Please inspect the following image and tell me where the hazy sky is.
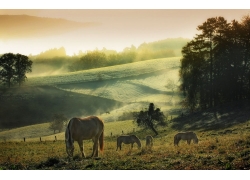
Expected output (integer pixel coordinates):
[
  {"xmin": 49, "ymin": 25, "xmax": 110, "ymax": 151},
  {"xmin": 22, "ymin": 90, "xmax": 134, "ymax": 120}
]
[{"xmin": 1, "ymin": 8, "xmax": 250, "ymax": 56}]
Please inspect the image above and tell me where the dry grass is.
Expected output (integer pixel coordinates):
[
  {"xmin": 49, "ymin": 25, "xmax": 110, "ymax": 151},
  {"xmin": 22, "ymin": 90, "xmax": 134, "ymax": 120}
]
[{"xmin": 0, "ymin": 120, "xmax": 249, "ymax": 170}]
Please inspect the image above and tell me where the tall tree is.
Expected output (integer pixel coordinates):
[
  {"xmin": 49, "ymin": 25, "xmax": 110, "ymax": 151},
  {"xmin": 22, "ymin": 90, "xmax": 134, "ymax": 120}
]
[
  {"xmin": 0, "ymin": 53, "xmax": 32, "ymax": 87},
  {"xmin": 14, "ymin": 53, "xmax": 32, "ymax": 87},
  {"xmin": 0, "ymin": 53, "xmax": 16, "ymax": 88},
  {"xmin": 180, "ymin": 15, "xmax": 250, "ymax": 112}
]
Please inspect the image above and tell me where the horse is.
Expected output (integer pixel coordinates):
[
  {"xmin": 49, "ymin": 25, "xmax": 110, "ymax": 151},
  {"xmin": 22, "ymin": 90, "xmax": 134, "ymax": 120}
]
[
  {"xmin": 145, "ymin": 135, "xmax": 154, "ymax": 148},
  {"xmin": 65, "ymin": 116, "xmax": 104, "ymax": 158},
  {"xmin": 174, "ymin": 131, "xmax": 198, "ymax": 146},
  {"xmin": 116, "ymin": 135, "xmax": 141, "ymax": 151}
]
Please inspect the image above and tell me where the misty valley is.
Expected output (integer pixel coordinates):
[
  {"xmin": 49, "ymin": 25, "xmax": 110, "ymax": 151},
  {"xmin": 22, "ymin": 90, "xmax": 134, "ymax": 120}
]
[{"xmin": 1, "ymin": 12, "xmax": 250, "ymax": 170}]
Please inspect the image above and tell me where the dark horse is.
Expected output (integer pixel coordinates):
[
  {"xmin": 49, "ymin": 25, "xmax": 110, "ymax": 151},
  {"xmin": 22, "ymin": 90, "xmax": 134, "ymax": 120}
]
[
  {"xmin": 65, "ymin": 116, "xmax": 104, "ymax": 158},
  {"xmin": 174, "ymin": 132, "xmax": 198, "ymax": 146},
  {"xmin": 116, "ymin": 135, "xmax": 141, "ymax": 151}
]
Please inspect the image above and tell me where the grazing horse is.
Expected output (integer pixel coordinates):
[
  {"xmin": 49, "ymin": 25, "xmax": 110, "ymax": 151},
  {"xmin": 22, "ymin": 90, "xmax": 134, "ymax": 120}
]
[
  {"xmin": 65, "ymin": 116, "xmax": 104, "ymax": 158},
  {"xmin": 145, "ymin": 135, "xmax": 154, "ymax": 148},
  {"xmin": 116, "ymin": 135, "xmax": 141, "ymax": 151},
  {"xmin": 174, "ymin": 131, "xmax": 198, "ymax": 146}
]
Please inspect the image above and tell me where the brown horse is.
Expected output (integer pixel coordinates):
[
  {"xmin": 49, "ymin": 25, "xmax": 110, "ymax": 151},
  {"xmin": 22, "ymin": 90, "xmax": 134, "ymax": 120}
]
[
  {"xmin": 116, "ymin": 135, "xmax": 141, "ymax": 151},
  {"xmin": 174, "ymin": 132, "xmax": 198, "ymax": 146},
  {"xmin": 65, "ymin": 116, "xmax": 104, "ymax": 158},
  {"xmin": 145, "ymin": 135, "xmax": 154, "ymax": 148}
]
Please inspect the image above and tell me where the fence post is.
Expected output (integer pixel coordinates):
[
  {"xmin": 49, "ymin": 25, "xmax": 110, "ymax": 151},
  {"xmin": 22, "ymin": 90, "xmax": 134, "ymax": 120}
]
[
  {"xmin": 23, "ymin": 137, "xmax": 25, "ymax": 142},
  {"xmin": 55, "ymin": 136, "xmax": 57, "ymax": 141},
  {"xmin": 40, "ymin": 137, "xmax": 42, "ymax": 142}
]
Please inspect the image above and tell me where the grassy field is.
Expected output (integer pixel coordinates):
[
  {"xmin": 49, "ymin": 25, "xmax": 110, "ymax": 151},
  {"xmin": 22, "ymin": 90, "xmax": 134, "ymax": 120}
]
[
  {"xmin": 0, "ymin": 120, "xmax": 139, "ymax": 142},
  {"xmin": 0, "ymin": 112, "xmax": 249, "ymax": 170},
  {"xmin": 1, "ymin": 56, "xmax": 250, "ymax": 170}
]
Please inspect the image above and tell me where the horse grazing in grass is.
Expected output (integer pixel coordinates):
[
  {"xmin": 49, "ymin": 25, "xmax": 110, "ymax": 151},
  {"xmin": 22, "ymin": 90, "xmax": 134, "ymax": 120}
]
[
  {"xmin": 145, "ymin": 135, "xmax": 154, "ymax": 148},
  {"xmin": 174, "ymin": 132, "xmax": 198, "ymax": 146},
  {"xmin": 116, "ymin": 135, "xmax": 141, "ymax": 151},
  {"xmin": 65, "ymin": 116, "xmax": 104, "ymax": 158}
]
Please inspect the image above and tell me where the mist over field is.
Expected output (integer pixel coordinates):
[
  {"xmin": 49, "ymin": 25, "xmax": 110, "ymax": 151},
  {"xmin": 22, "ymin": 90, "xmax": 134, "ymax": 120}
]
[
  {"xmin": 0, "ymin": 9, "xmax": 249, "ymax": 141},
  {"xmin": 1, "ymin": 9, "xmax": 250, "ymax": 171}
]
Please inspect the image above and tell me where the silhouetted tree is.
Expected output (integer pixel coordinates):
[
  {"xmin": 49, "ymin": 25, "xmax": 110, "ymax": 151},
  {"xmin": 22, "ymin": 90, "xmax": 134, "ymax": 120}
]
[
  {"xmin": 0, "ymin": 53, "xmax": 16, "ymax": 87},
  {"xmin": 180, "ymin": 15, "xmax": 250, "ymax": 112},
  {"xmin": 14, "ymin": 53, "xmax": 32, "ymax": 87},
  {"xmin": 0, "ymin": 53, "xmax": 32, "ymax": 87},
  {"xmin": 133, "ymin": 103, "xmax": 166, "ymax": 136}
]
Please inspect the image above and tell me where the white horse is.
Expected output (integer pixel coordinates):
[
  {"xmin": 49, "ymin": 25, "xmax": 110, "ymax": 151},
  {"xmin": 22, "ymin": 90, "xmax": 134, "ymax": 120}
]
[
  {"xmin": 174, "ymin": 132, "xmax": 198, "ymax": 146},
  {"xmin": 65, "ymin": 116, "xmax": 104, "ymax": 158}
]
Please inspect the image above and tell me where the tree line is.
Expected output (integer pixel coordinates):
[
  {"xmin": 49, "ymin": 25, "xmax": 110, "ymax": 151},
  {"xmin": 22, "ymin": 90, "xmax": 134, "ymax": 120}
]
[
  {"xmin": 180, "ymin": 15, "xmax": 250, "ymax": 112},
  {"xmin": 27, "ymin": 38, "xmax": 188, "ymax": 73},
  {"xmin": 0, "ymin": 53, "xmax": 32, "ymax": 88}
]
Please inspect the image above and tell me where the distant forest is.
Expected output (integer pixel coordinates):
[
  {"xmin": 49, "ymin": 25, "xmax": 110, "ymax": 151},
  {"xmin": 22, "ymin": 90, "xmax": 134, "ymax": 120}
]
[{"xmin": 28, "ymin": 38, "xmax": 189, "ymax": 74}]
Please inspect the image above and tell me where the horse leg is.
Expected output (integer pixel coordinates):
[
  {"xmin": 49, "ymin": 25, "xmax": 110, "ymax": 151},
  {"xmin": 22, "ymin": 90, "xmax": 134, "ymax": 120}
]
[
  {"xmin": 78, "ymin": 140, "xmax": 85, "ymax": 158},
  {"xmin": 131, "ymin": 143, "xmax": 134, "ymax": 149},
  {"xmin": 176, "ymin": 139, "xmax": 180, "ymax": 146},
  {"xmin": 187, "ymin": 139, "xmax": 191, "ymax": 145},
  {"xmin": 92, "ymin": 137, "xmax": 99, "ymax": 157},
  {"xmin": 116, "ymin": 141, "xmax": 119, "ymax": 151}
]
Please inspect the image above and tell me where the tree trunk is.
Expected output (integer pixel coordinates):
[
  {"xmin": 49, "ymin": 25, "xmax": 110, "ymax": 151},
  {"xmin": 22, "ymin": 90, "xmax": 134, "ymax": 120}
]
[{"xmin": 149, "ymin": 125, "xmax": 158, "ymax": 136}]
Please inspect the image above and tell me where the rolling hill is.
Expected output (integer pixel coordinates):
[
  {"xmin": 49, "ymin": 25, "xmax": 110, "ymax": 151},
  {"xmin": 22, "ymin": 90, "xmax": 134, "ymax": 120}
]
[{"xmin": 0, "ymin": 57, "xmax": 182, "ymax": 137}]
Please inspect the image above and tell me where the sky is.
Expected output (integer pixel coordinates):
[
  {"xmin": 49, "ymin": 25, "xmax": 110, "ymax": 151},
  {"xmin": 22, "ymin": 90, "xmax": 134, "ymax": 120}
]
[{"xmin": 1, "ymin": 1, "xmax": 250, "ymax": 56}]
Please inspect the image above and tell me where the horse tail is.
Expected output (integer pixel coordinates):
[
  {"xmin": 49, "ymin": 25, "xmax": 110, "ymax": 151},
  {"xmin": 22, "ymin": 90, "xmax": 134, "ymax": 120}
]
[
  {"xmin": 99, "ymin": 130, "xmax": 104, "ymax": 152},
  {"xmin": 66, "ymin": 118, "xmax": 73, "ymax": 143}
]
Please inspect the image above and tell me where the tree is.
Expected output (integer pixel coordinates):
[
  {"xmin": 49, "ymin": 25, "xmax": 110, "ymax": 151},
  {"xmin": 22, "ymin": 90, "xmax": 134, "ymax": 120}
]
[
  {"xmin": 180, "ymin": 15, "xmax": 250, "ymax": 112},
  {"xmin": 0, "ymin": 53, "xmax": 32, "ymax": 87},
  {"xmin": 49, "ymin": 113, "xmax": 68, "ymax": 134},
  {"xmin": 14, "ymin": 53, "xmax": 32, "ymax": 87},
  {"xmin": 0, "ymin": 53, "xmax": 16, "ymax": 88},
  {"xmin": 133, "ymin": 103, "xmax": 166, "ymax": 136}
]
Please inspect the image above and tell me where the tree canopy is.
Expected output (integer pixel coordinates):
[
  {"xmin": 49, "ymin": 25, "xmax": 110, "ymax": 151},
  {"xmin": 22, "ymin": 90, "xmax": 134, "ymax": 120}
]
[
  {"xmin": 133, "ymin": 103, "xmax": 166, "ymax": 136},
  {"xmin": 0, "ymin": 53, "xmax": 32, "ymax": 87},
  {"xmin": 180, "ymin": 15, "xmax": 250, "ymax": 112}
]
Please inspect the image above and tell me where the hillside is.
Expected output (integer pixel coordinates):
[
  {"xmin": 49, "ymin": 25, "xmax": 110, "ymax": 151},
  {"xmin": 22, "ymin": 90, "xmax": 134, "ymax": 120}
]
[
  {"xmin": 0, "ymin": 86, "xmax": 123, "ymax": 129},
  {"xmin": 24, "ymin": 57, "xmax": 180, "ymax": 86},
  {"xmin": 0, "ymin": 57, "xmax": 182, "ymax": 129}
]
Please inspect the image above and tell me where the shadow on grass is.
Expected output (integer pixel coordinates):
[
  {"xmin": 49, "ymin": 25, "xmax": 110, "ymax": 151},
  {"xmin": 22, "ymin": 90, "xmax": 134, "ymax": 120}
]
[{"xmin": 171, "ymin": 101, "xmax": 250, "ymax": 132}]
